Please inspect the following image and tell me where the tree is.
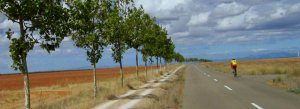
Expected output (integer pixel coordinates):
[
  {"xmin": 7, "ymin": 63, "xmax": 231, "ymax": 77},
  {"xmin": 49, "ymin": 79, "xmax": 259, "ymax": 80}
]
[
  {"xmin": 174, "ymin": 53, "xmax": 185, "ymax": 62},
  {"xmin": 152, "ymin": 24, "xmax": 167, "ymax": 73},
  {"xmin": 0, "ymin": 1, "xmax": 70, "ymax": 109},
  {"xmin": 161, "ymin": 37, "xmax": 176, "ymax": 71},
  {"xmin": 68, "ymin": 0, "xmax": 110, "ymax": 98},
  {"xmin": 126, "ymin": 6, "xmax": 145, "ymax": 78},
  {"xmin": 140, "ymin": 14, "xmax": 157, "ymax": 76},
  {"xmin": 105, "ymin": 0, "xmax": 133, "ymax": 87}
]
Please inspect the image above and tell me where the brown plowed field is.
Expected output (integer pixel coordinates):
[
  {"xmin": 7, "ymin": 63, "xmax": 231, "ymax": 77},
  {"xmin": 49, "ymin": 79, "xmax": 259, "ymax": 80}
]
[{"xmin": 0, "ymin": 66, "xmax": 150, "ymax": 90}]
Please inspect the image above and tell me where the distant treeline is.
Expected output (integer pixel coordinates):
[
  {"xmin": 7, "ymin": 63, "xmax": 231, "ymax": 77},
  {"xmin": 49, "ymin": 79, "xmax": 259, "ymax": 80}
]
[{"xmin": 185, "ymin": 58, "xmax": 212, "ymax": 62}]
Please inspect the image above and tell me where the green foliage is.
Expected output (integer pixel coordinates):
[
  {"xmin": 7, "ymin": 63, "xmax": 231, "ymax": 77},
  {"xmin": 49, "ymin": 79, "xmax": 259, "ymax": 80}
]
[
  {"xmin": 0, "ymin": 0, "xmax": 70, "ymax": 72},
  {"xmin": 126, "ymin": 6, "xmax": 145, "ymax": 50},
  {"xmin": 104, "ymin": 0, "xmax": 134, "ymax": 63},
  {"xmin": 174, "ymin": 53, "xmax": 185, "ymax": 62},
  {"xmin": 68, "ymin": 0, "xmax": 110, "ymax": 65},
  {"xmin": 6, "ymin": 29, "xmax": 36, "ymax": 71},
  {"xmin": 288, "ymin": 87, "xmax": 300, "ymax": 94}
]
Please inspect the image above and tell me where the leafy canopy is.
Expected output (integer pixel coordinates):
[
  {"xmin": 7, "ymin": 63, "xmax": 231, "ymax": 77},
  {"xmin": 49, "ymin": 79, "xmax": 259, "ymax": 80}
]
[{"xmin": 0, "ymin": 0, "xmax": 70, "ymax": 71}]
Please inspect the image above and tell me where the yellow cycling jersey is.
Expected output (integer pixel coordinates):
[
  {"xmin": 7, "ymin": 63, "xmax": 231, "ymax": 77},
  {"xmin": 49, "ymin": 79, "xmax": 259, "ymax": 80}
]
[{"xmin": 231, "ymin": 60, "xmax": 237, "ymax": 65}]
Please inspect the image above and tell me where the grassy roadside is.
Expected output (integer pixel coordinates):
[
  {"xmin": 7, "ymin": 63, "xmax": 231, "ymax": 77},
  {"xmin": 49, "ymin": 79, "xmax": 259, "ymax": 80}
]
[
  {"xmin": 0, "ymin": 65, "xmax": 179, "ymax": 109},
  {"xmin": 203, "ymin": 57, "xmax": 300, "ymax": 94},
  {"xmin": 137, "ymin": 66, "xmax": 186, "ymax": 109}
]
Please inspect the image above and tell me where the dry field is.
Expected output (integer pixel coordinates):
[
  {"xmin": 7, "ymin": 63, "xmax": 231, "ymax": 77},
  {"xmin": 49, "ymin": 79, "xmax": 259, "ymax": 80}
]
[
  {"xmin": 203, "ymin": 57, "xmax": 300, "ymax": 94},
  {"xmin": 136, "ymin": 67, "xmax": 186, "ymax": 109},
  {"xmin": 0, "ymin": 65, "xmax": 180, "ymax": 109},
  {"xmin": 0, "ymin": 66, "xmax": 147, "ymax": 90}
]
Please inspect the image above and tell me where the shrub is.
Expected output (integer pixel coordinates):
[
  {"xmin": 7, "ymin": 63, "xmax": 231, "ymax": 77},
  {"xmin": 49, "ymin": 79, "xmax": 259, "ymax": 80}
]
[
  {"xmin": 288, "ymin": 87, "xmax": 300, "ymax": 94},
  {"xmin": 272, "ymin": 76, "xmax": 283, "ymax": 83}
]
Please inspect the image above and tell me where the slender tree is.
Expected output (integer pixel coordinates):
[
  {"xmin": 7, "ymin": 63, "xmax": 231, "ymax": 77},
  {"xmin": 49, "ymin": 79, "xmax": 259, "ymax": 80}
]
[
  {"xmin": 140, "ymin": 14, "xmax": 157, "ymax": 76},
  {"xmin": 0, "ymin": 1, "xmax": 70, "ymax": 109},
  {"xmin": 68, "ymin": 0, "xmax": 111, "ymax": 97},
  {"xmin": 105, "ymin": 0, "xmax": 133, "ymax": 87},
  {"xmin": 152, "ymin": 24, "xmax": 167, "ymax": 73},
  {"xmin": 126, "ymin": 6, "xmax": 145, "ymax": 78},
  {"xmin": 142, "ymin": 53, "xmax": 148, "ymax": 76}
]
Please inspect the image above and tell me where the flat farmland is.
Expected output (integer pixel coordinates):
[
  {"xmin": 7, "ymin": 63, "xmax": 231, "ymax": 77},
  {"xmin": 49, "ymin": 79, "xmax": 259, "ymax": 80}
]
[
  {"xmin": 0, "ymin": 65, "xmax": 165, "ymax": 109},
  {"xmin": 0, "ymin": 66, "xmax": 149, "ymax": 90}
]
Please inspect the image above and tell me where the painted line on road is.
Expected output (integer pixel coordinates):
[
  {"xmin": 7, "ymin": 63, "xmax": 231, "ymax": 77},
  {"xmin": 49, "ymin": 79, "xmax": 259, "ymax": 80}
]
[
  {"xmin": 214, "ymin": 79, "xmax": 218, "ymax": 82},
  {"xmin": 251, "ymin": 103, "xmax": 264, "ymax": 109},
  {"xmin": 224, "ymin": 85, "xmax": 233, "ymax": 91}
]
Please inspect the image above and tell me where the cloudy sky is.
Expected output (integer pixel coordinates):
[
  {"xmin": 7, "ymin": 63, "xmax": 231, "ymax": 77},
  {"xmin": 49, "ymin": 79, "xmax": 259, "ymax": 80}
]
[
  {"xmin": 1, "ymin": 0, "xmax": 300, "ymax": 73},
  {"xmin": 136, "ymin": 0, "xmax": 300, "ymax": 58}
]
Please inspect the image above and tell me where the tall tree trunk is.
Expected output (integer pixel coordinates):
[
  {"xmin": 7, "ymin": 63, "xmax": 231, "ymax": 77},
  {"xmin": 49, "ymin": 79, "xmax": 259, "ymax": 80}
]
[
  {"xmin": 20, "ymin": 19, "xmax": 30, "ymax": 109},
  {"xmin": 22, "ymin": 57, "xmax": 30, "ymax": 109},
  {"xmin": 119, "ymin": 60, "xmax": 124, "ymax": 87},
  {"xmin": 165, "ymin": 62, "xmax": 168, "ymax": 72},
  {"xmin": 151, "ymin": 61, "xmax": 153, "ymax": 76},
  {"xmin": 159, "ymin": 57, "xmax": 162, "ymax": 73},
  {"xmin": 135, "ymin": 49, "xmax": 139, "ymax": 78},
  {"xmin": 156, "ymin": 57, "xmax": 159, "ymax": 73},
  {"xmin": 164, "ymin": 60, "xmax": 166, "ymax": 72},
  {"xmin": 93, "ymin": 63, "xmax": 97, "ymax": 98},
  {"xmin": 156, "ymin": 56, "xmax": 159, "ymax": 68},
  {"xmin": 145, "ymin": 60, "xmax": 147, "ymax": 77}
]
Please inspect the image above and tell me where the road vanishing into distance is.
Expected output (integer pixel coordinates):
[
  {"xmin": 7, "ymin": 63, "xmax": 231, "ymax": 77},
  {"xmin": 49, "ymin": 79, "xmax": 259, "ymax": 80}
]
[{"xmin": 183, "ymin": 64, "xmax": 300, "ymax": 109}]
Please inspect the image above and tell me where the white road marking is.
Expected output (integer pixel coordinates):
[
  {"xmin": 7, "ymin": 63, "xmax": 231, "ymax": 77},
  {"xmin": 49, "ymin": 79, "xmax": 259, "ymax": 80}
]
[
  {"xmin": 224, "ymin": 85, "xmax": 233, "ymax": 91},
  {"xmin": 214, "ymin": 79, "xmax": 218, "ymax": 82},
  {"xmin": 117, "ymin": 89, "xmax": 154, "ymax": 109},
  {"xmin": 251, "ymin": 103, "xmax": 264, "ymax": 109}
]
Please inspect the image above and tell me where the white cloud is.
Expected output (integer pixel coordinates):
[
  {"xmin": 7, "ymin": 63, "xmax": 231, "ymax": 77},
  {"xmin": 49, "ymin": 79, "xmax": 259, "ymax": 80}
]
[
  {"xmin": 62, "ymin": 37, "xmax": 72, "ymax": 42},
  {"xmin": 289, "ymin": 3, "xmax": 300, "ymax": 13},
  {"xmin": 226, "ymin": 36, "xmax": 250, "ymax": 42},
  {"xmin": 0, "ymin": 34, "xmax": 10, "ymax": 46},
  {"xmin": 172, "ymin": 31, "xmax": 189, "ymax": 38},
  {"xmin": 187, "ymin": 12, "xmax": 210, "ymax": 26},
  {"xmin": 0, "ymin": 13, "xmax": 6, "ymax": 23},
  {"xmin": 207, "ymin": 51, "xmax": 231, "ymax": 55},
  {"xmin": 212, "ymin": 2, "xmax": 249, "ymax": 18},
  {"xmin": 0, "ymin": 19, "xmax": 19, "ymax": 32},
  {"xmin": 135, "ymin": 0, "xmax": 187, "ymax": 18},
  {"xmin": 270, "ymin": 8, "xmax": 287, "ymax": 19},
  {"xmin": 251, "ymin": 48, "xmax": 267, "ymax": 52}
]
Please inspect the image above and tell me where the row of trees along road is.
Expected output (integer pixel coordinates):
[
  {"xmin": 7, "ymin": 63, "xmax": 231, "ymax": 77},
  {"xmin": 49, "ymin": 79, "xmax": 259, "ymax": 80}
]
[{"xmin": 0, "ymin": 0, "xmax": 184, "ymax": 109}]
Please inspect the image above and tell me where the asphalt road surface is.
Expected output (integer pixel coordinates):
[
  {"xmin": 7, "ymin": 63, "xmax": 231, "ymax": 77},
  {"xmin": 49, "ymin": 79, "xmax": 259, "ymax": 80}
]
[{"xmin": 183, "ymin": 64, "xmax": 300, "ymax": 109}]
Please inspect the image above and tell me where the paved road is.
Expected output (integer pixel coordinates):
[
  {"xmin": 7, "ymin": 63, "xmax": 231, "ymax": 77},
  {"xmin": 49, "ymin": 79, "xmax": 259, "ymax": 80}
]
[{"xmin": 183, "ymin": 64, "xmax": 300, "ymax": 109}]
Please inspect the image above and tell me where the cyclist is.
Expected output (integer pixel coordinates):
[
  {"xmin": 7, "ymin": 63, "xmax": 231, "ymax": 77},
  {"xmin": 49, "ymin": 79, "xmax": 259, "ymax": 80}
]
[{"xmin": 231, "ymin": 59, "xmax": 237, "ymax": 77}]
